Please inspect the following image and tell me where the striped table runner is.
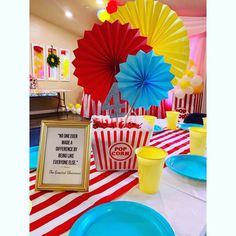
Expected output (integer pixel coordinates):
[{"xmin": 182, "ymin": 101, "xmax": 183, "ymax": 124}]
[{"xmin": 29, "ymin": 128, "xmax": 189, "ymax": 236}]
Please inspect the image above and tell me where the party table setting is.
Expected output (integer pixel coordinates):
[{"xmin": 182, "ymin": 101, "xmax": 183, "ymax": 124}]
[{"xmin": 29, "ymin": 0, "xmax": 207, "ymax": 235}]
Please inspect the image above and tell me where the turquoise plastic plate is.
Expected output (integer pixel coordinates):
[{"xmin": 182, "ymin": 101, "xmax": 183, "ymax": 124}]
[
  {"xmin": 165, "ymin": 154, "xmax": 206, "ymax": 181},
  {"xmin": 30, "ymin": 146, "xmax": 39, "ymax": 169},
  {"xmin": 69, "ymin": 201, "xmax": 175, "ymax": 236},
  {"xmin": 153, "ymin": 125, "xmax": 163, "ymax": 133},
  {"xmin": 178, "ymin": 123, "xmax": 203, "ymax": 130}
]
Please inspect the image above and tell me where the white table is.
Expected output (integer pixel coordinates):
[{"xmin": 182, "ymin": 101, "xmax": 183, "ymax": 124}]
[{"xmin": 62, "ymin": 168, "xmax": 206, "ymax": 236}]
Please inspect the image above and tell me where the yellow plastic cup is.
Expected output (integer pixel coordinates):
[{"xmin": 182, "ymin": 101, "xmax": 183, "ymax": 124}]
[
  {"xmin": 166, "ymin": 111, "xmax": 180, "ymax": 130},
  {"xmin": 189, "ymin": 127, "xmax": 207, "ymax": 156},
  {"xmin": 143, "ymin": 115, "xmax": 156, "ymax": 128},
  {"xmin": 135, "ymin": 146, "xmax": 167, "ymax": 194},
  {"xmin": 202, "ymin": 117, "xmax": 207, "ymax": 129}
]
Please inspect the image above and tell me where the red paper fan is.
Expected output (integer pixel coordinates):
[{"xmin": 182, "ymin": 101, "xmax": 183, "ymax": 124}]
[{"xmin": 73, "ymin": 21, "xmax": 152, "ymax": 103}]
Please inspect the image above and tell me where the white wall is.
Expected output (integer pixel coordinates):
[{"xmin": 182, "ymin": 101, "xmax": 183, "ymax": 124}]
[{"xmin": 30, "ymin": 14, "xmax": 83, "ymax": 109}]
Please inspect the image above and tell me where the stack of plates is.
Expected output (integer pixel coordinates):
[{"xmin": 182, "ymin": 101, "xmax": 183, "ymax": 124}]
[
  {"xmin": 165, "ymin": 154, "xmax": 206, "ymax": 181},
  {"xmin": 30, "ymin": 146, "xmax": 39, "ymax": 169},
  {"xmin": 178, "ymin": 123, "xmax": 203, "ymax": 130}
]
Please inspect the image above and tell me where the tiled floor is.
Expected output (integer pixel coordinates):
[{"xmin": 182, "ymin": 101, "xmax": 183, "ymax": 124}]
[{"xmin": 30, "ymin": 112, "xmax": 89, "ymax": 128}]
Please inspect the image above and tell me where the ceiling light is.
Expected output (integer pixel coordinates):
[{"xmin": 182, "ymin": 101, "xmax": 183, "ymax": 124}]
[
  {"xmin": 96, "ymin": 0, "xmax": 104, "ymax": 5},
  {"xmin": 65, "ymin": 10, "xmax": 73, "ymax": 18}
]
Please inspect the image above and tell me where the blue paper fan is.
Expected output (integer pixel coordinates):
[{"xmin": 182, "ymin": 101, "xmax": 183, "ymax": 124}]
[{"xmin": 116, "ymin": 50, "xmax": 174, "ymax": 110}]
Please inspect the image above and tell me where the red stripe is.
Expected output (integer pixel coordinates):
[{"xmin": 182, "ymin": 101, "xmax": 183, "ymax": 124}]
[
  {"xmin": 128, "ymin": 131, "xmax": 136, "ymax": 169},
  {"xmin": 150, "ymin": 128, "xmax": 172, "ymax": 138},
  {"xmin": 188, "ymin": 94, "xmax": 193, "ymax": 113},
  {"xmin": 101, "ymin": 131, "xmax": 108, "ymax": 169},
  {"xmin": 89, "ymin": 171, "xmax": 112, "ymax": 186},
  {"xmin": 151, "ymin": 130, "xmax": 187, "ymax": 147},
  {"xmin": 30, "ymin": 171, "xmax": 135, "ymax": 231},
  {"xmin": 120, "ymin": 130, "xmax": 123, "ymax": 141},
  {"xmin": 174, "ymin": 97, "xmax": 177, "ymax": 110},
  {"xmin": 167, "ymin": 140, "xmax": 190, "ymax": 155},
  {"xmin": 194, "ymin": 94, "xmax": 197, "ymax": 112},
  {"xmin": 143, "ymin": 131, "xmax": 150, "ymax": 146},
  {"xmin": 161, "ymin": 101, "xmax": 164, "ymax": 118},
  {"xmin": 94, "ymin": 131, "xmax": 103, "ymax": 170},
  {"xmin": 119, "ymin": 130, "xmax": 124, "ymax": 169},
  {"xmin": 30, "ymin": 175, "xmax": 36, "ymax": 182},
  {"xmin": 154, "ymin": 133, "xmax": 189, "ymax": 150},
  {"xmin": 119, "ymin": 162, "xmax": 122, "ymax": 169},
  {"xmin": 31, "ymin": 172, "xmax": 113, "ymax": 215},
  {"xmin": 131, "ymin": 131, "xmax": 136, "ymax": 146},
  {"xmin": 149, "ymin": 129, "xmax": 178, "ymax": 143},
  {"xmin": 90, "ymin": 168, "xmax": 97, "ymax": 174},
  {"xmin": 30, "ymin": 191, "xmax": 51, "ymax": 201},
  {"xmin": 107, "ymin": 131, "xmax": 113, "ymax": 169},
  {"xmin": 30, "ymin": 184, "xmax": 35, "ymax": 191},
  {"xmin": 184, "ymin": 94, "xmax": 187, "ymax": 108},
  {"xmin": 42, "ymin": 178, "xmax": 138, "ymax": 236},
  {"xmin": 179, "ymin": 98, "xmax": 182, "ymax": 108},
  {"xmin": 126, "ymin": 130, "xmax": 130, "ymax": 142},
  {"xmin": 179, "ymin": 148, "xmax": 190, "ymax": 154}
]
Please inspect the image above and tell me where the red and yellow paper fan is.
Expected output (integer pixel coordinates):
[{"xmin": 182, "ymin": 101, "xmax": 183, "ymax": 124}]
[
  {"xmin": 109, "ymin": 0, "xmax": 190, "ymax": 78},
  {"xmin": 73, "ymin": 20, "xmax": 152, "ymax": 103}
]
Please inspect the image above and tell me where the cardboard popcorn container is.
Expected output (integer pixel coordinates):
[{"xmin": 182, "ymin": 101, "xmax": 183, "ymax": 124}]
[{"xmin": 91, "ymin": 115, "xmax": 154, "ymax": 171}]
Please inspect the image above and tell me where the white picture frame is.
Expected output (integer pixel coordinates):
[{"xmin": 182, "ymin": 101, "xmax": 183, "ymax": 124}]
[
  {"xmin": 59, "ymin": 48, "xmax": 70, "ymax": 81},
  {"xmin": 46, "ymin": 45, "xmax": 59, "ymax": 80},
  {"xmin": 31, "ymin": 43, "xmax": 46, "ymax": 80}
]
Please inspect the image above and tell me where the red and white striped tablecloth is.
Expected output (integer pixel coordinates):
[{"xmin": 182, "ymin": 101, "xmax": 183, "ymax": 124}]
[{"xmin": 29, "ymin": 128, "xmax": 190, "ymax": 236}]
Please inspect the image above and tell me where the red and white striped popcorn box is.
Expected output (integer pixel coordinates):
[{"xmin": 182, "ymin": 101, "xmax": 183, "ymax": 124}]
[{"xmin": 91, "ymin": 115, "xmax": 154, "ymax": 171}]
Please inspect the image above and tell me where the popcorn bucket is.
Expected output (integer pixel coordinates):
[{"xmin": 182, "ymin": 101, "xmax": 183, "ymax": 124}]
[{"xmin": 91, "ymin": 115, "xmax": 154, "ymax": 171}]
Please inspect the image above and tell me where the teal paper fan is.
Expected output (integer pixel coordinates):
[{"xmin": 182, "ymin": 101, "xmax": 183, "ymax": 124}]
[{"xmin": 116, "ymin": 50, "xmax": 174, "ymax": 110}]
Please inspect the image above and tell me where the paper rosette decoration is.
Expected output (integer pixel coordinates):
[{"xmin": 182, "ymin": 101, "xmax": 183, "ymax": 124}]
[
  {"xmin": 73, "ymin": 21, "xmax": 152, "ymax": 102},
  {"xmin": 116, "ymin": 50, "xmax": 174, "ymax": 110},
  {"xmin": 173, "ymin": 59, "xmax": 204, "ymax": 99},
  {"xmin": 109, "ymin": 0, "xmax": 190, "ymax": 78}
]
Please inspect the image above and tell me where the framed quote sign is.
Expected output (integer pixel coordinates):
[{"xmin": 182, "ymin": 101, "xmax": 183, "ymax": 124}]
[{"xmin": 35, "ymin": 120, "xmax": 91, "ymax": 192}]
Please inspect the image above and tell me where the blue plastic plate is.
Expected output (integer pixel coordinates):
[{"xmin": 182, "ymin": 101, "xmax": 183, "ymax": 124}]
[
  {"xmin": 153, "ymin": 125, "xmax": 163, "ymax": 133},
  {"xmin": 69, "ymin": 201, "xmax": 175, "ymax": 236},
  {"xmin": 30, "ymin": 146, "xmax": 39, "ymax": 169},
  {"xmin": 178, "ymin": 123, "xmax": 203, "ymax": 130},
  {"xmin": 166, "ymin": 154, "xmax": 206, "ymax": 181}
]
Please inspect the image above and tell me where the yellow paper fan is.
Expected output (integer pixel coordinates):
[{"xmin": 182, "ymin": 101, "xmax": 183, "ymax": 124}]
[{"xmin": 109, "ymin": 0, "xmax": 190, "ymax": 78}]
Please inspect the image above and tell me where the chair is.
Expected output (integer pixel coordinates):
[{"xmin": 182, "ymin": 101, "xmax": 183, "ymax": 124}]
[{"xmin": 183, "ymin": 113, "xmax": 206, "ymax": 125}]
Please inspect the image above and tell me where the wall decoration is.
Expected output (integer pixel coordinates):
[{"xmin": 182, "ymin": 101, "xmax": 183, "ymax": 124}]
[
  {"xmin": 97, "ymin": 9, "xmax": 110, "ymax": 22},
  {"xmin": 46, "ymin": 46, "xmax": 59, "ymax": 80},
  {"xmin": 116, "ymin": 50, "xmax": 174, "ymax": 110},
  {"xmin": 173, "ymin": 59, "xmax": 204, "ymax": 99},
  {"xmin": 72, "ymin": 20, "xmax": 151, "ymax": 103},
  {"xmin": 35, "ymin": 120, "xmax": 91, "ymax": 192},
  {"xmin": 59, "ymin": 49, "xmax": 70, "ymax": 81},
  {"xmin": 109, "ymin": 0, "xmax": 190, "ymax": 78},
  {"xmin": 31, "ymin": 43, "xmax": 46, "ymax": 80},
  {"xmin": 106, "ymin": 1, "xmax": 118, "ymax": 14}
]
